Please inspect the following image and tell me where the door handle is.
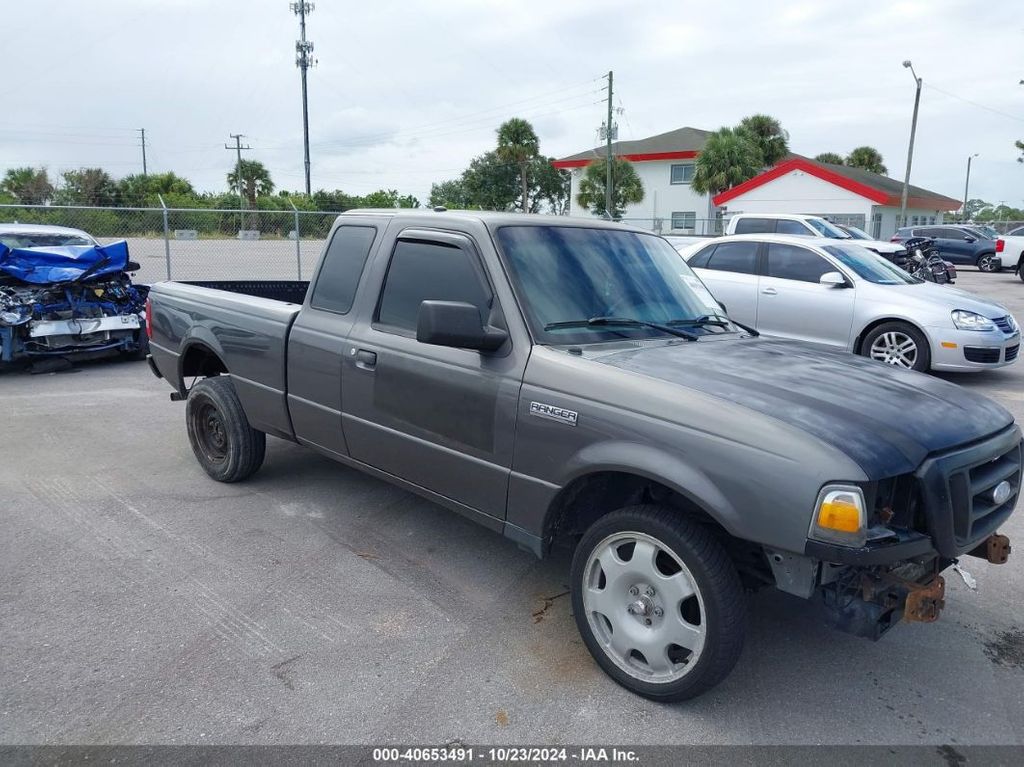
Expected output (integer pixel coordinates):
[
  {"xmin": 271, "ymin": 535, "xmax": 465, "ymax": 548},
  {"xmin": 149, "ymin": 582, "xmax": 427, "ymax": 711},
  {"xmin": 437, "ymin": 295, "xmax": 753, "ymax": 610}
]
[
  {"xmin": 761, "ymin": 287, "xmax": 778, "ymax": 295},
  {"xmin": 354, "ymin": 348, "xmax": 377, "ymax": 370}
]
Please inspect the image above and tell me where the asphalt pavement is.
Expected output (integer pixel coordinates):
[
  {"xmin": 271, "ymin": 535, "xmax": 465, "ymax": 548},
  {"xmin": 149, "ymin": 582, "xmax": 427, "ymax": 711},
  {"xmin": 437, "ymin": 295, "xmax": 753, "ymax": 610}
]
[{"xmin": 2, "ymin": 268, "xmax": 1023, "ymax": 746}]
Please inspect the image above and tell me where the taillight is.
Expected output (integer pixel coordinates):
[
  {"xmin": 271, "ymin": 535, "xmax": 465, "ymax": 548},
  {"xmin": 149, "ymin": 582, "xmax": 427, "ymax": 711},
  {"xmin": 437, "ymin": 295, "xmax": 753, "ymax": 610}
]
[
  {"xmin": 145, "ymin": 297, "xmax": 153, "ymax": 338},
  {"xmin": 996, "ymin": 239, "xmax": 1005, "ymax": 253}
]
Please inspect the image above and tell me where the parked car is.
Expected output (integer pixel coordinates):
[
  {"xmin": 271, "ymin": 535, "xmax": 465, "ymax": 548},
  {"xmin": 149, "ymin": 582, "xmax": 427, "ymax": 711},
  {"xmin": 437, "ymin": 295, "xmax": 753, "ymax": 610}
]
[
  {"xmin": 891, "ymin": 225, "xmax": 1003, "ymax": 272},
  {"xmin": 963, "ymin": 224, "xmax": 1024, "ymax": 279},
  {"xmin": 684, "ymin": 233, "xmax": 1019, "ymax": 372},
  {"xmin": 1006, "ymin": 225, "xmax": 1024, "ymax": 237},
  {"xmin": 725, "ymin": 213, "xmax": 909, "ymax": 261},
  {"xmin": 148, "ymin": 210, "xmax": 1020, "ymax": 701},
  {"xmin": 0, "ymin": 223, "xmax": 149, "ymax": 365}
]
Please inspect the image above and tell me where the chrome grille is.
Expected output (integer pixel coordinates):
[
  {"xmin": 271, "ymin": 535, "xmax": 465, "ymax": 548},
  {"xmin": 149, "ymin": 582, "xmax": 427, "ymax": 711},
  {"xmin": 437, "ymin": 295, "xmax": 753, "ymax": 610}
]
[{"xmin": 993, "ymin": 315, "xmax": 1015, "ymax": 334}]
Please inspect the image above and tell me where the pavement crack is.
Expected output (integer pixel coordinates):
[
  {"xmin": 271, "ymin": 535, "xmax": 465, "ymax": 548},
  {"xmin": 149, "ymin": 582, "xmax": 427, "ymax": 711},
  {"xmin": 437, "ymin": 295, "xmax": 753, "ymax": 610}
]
[
  {"xmin": 531, "ymin": 590, "xmax": 569, "ymax": 624},
  {"xmin": 271, "ymin": 653, "xmax": 303, "ymax": 690}
]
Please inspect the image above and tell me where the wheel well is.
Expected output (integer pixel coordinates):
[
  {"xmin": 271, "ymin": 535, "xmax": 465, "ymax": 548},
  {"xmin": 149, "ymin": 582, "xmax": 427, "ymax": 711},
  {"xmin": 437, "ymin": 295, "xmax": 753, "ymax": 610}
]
[
  {"xmin": 545, "ymin": 471, "xmax": 770, "ymax": 587},
  {"xmin": 854, "ymin": 317, "xmax": 926, "ymax": 354},
  {"xmin": 180, "ymin": 343, "xmax": 227, "ymax": 382}
]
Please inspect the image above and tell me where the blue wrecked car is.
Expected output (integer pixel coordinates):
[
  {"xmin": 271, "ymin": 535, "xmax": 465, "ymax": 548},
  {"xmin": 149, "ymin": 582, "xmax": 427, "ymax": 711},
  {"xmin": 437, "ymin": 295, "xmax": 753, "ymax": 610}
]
[{"xmin": 0, "ymin": 224, "xmax": 149, "ymax": 365}]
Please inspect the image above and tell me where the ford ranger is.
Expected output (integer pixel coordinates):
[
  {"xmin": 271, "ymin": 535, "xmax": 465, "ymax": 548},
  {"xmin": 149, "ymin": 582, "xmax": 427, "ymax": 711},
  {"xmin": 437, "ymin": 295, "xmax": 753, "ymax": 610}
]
[{"xmin": 147, "ymin": 211, "xmax": 1019, "ymax": 701}]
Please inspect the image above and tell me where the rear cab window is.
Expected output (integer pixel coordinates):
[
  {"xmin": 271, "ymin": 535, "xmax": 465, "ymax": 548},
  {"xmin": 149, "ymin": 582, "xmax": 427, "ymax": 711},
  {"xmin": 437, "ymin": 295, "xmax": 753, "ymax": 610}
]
[
  {"xmin": 309, "ymin": 225, "xmax": 378, "ymax": 314},
  {"xmin": 733, "ymin": 218, "xmax": 775, "ymax": 234}
]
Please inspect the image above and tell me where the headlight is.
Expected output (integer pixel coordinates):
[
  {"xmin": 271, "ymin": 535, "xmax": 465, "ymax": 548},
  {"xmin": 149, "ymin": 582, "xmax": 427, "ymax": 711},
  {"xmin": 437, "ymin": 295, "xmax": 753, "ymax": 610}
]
[
  {"xmin": 951, "ymin": 310, "xmax": 996, "ymax": 331},
  {"xmin": 809, "ymin": 485, "xmax": 866, "ymax": 548}
]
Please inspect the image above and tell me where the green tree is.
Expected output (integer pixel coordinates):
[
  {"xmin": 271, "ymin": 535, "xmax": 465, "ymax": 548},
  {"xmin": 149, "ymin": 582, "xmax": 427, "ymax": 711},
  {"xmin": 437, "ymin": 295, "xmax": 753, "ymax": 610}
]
[
  {"xmin": 226, "ymin": 159, "xmax": 274, "ymax": 206},
  {"xmin": 55, "ymin": 168, "xmax": 118, "ymax": 206},
  {"xmin": 813, "ymin": 152, "xmax": 845, "ymax": 165},
  {"xmin": 964, "ymin": 199, "xmax": 991, "ymax": 220},
  {"xmin": 845, "ymin": 146, "xmax": 887, "ymax": 174},
  {"xmin": 1016, "ymin": 139, "xmax": 1024, "ymax": 163},
  {"xmin": 737, "ymin": 114, "xmax": 789, "ymax": 167},
  {"xmin": 690, "ymin": 127, "xmax": 764, "ymax": 196},
  {"xmin": 496, "ymin": 118, "xmax": 540, "ymax": 213},
  {"xmin": 428, "ymin": 178, "xmax": 472, "ymax": 209},
  {"xmin": 356, "ymin": 189, "xmax": 419, "ymax": 208},
  {"xmin": 531, "ymin": 157, "xmax": 570, "ymax": 215},
  {"xmin": 118, "ymin": 172, "xmax": 195, "ymax": 205},
  {"xmin": 462, "ymin": 150, "xmax": 521, "ymax": 211},
  {"xmin": 1, "ymin": 167, "xmax": 53, "ymax": 204},
  {"xmin": 576, "ymin": 157, "xmax": 644, "ymax": 219}
]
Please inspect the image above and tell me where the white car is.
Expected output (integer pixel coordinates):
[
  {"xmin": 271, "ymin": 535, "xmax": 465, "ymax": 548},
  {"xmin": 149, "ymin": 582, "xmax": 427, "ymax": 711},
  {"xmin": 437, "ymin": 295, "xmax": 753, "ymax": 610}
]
[
  {"xmin": 967, "ymin": 224, "xmax": 1024, "ymax": 275},
  {"xmin": 723, "ymin": 213, "xmax": 909, "ymax": 261},
  {"xmin": 681, "ymin": 234, "xmax": 1019, "ymax": 373}
]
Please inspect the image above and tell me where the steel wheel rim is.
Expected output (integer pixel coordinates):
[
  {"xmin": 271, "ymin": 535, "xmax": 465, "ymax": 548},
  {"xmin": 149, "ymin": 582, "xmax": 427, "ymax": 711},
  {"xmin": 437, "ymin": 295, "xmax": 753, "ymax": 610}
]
[
  {"xmin": 194, "ymin": 402, "xmax": 228, "ymax": 463},
  {"xmin": 582, "ymin": 531, "xmax": 706, "ymax": 684},
  {"xmin": 978, "ymin": 255, "xmax": 996, "ymax": 272},
  {"xmin": 869, "ymin": 331, "xmax": 918, "ymax": 369}
]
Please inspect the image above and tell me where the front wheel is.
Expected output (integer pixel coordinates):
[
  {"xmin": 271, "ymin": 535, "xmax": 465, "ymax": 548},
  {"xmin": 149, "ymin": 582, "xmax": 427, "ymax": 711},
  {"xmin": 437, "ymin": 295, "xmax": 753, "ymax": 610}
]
[
  {"xmin": 976, "ymin": 253, "xmax": 999, "ymax": 272},
  {"xmin": 570, "ymin": 506, "xmax": 747, "ymax": 701},
  {"xmin": 185, "ymin": 376, "xmax": 266, "ymax": 482},
  {"xmin": 861, "ymin": 322, "xmax": 931, "ymax": 372}
]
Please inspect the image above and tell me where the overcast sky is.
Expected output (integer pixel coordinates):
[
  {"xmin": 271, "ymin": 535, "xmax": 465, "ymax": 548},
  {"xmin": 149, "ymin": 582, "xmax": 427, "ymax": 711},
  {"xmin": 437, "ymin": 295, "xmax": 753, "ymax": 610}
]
[{"xmin": 2, "ymin": 0, "xmax": 1022, "ymax": 207}]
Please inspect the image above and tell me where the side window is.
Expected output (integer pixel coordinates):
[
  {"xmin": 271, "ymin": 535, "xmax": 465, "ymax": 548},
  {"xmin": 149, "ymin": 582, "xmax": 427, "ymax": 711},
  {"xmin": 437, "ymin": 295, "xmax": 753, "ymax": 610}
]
[
  {"xmin": 310, "ymin": 225, "xmax": 377, "ymax": 314},
  {"xmin": 687, "ymin": 244, "xmax": 716, "ymax": 269},
  {"xmin": 776, "ymin": 219, "xmax": 812, "ymax": 236},
  {"xmin": 706, "ymin": 242, "xmax": 759, "ymax": 274},
  {"xmin": 376, "ymin": 239, "xmax": 491, "ymax": 333},
  {"xmin": 766, "ymin": 243, "xmax": 833, "ymax": 283},
  {"xmin": 733, "ymin": 217, "xmax": 774, "ymax": 234}
]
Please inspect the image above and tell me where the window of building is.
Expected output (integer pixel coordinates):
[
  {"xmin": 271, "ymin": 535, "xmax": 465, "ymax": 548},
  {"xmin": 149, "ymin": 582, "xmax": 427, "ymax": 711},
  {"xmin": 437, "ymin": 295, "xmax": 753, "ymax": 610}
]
[
  {"xmin": 377, "ymin": 239, "xmax": 491, "ymax": 333},
  {"xmin": 670, "ymin": 164, "xmax": 694, "ymax": 184},
  {"xmin": 928, "ymin": 216, "xmax": 937, "ymax": 225},
  {"xmin": 671, "ymin": 211, "xmax": 697, "ymax": 230},
  {"xmin": 766, "ymin": 243, "xmax": 833, "ymax": 283},
  {"xmin": 309, "ymin": 226, "xmax": 377, "ymax": 314}
]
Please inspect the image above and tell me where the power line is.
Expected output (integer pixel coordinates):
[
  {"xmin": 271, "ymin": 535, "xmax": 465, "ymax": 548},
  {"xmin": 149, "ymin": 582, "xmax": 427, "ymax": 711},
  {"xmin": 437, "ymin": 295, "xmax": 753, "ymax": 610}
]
[{"xmin": 923, "ymin": 82, "xmax": 1024, "ymax": 123}]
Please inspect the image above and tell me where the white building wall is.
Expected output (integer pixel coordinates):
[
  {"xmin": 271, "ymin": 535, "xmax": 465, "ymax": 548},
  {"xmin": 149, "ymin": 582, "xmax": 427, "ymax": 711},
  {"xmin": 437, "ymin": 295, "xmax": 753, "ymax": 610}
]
[
  {"xmin": 566, "ymin": 159, "xmax": 712, "ymax": 233},
  {"xmin": 718, "ymin": 170, "xmax": 873, "ymax": 221}
]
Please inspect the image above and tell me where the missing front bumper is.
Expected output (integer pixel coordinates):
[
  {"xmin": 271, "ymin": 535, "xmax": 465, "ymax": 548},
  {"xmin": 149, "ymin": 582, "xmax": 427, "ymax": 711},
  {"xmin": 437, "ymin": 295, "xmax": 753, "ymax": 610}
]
[{"xmin": 822, "ymin": 571, "xmax": 946, "ymax": 641}]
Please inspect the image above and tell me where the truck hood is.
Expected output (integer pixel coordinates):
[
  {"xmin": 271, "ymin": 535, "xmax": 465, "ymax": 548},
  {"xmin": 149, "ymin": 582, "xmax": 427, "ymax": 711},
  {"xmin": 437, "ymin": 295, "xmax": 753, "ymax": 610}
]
[{"xmin": 592, "ymin": 337, "xmax": 1013, "ymax": 477}]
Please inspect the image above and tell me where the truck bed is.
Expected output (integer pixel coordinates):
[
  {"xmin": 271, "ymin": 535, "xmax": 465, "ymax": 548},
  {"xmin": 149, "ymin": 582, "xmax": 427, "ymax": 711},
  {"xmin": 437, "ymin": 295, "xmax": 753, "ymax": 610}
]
[{"xmin": 147, "ymin": 280, "xmax": 309, "ymax": 440}]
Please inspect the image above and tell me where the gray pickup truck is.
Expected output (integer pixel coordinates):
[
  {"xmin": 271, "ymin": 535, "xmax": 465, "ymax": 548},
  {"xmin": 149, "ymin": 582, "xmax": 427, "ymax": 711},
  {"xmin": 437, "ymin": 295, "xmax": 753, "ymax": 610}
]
[{"xmin": 147, "ymin": 211, "xmax": 1019, "ymax": 701}]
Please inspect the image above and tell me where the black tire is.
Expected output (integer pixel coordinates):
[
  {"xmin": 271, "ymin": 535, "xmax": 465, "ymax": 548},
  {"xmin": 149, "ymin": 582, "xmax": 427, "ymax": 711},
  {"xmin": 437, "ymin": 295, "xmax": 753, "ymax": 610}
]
[
  {"xmin": 976, "ymin": 253, "xmax": 999, "ymax": 272},
  {"xmin": 1018, "ymin": 261, "xmax": 1024, "ymax": 283},
  {"xmin": 185, "ymin": 376, "xmax": 266, "ymax": 482},
  {"xmin": 860, "ymin": 321, "xmax": 931, "ymax": 373},
  {"xmin": 570, "ymin": 505, "xmax": 747, "ymax": 702}
]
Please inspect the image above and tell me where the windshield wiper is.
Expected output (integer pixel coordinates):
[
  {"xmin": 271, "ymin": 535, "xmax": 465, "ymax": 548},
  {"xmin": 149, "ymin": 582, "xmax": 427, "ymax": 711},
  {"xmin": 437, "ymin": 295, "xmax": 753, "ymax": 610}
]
[
  {"xmin": 544, "ymin": 316, "xmax": 699, "ymax": 341},
  {"xmin": 671, "ymin": 314, "xmax": 760, "ymax": 337}
]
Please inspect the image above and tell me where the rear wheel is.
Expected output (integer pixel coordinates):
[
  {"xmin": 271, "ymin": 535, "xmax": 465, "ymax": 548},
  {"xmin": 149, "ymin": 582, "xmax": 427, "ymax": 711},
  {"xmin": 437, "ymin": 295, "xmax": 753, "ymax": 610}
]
[
  {"xmin": 185, "ymin": 376, "xmax": 265, "ymax": 482},
  {"xmin": 977, "ymin": 253, "xmax": 999, "ymax": 272},
  {"xmin": 570, "ymin": 506, "xmax": 746, "ymax": 701},
  {"xmin": 861, "ymin": 322, "xmax": 930, "ymax": 373}
]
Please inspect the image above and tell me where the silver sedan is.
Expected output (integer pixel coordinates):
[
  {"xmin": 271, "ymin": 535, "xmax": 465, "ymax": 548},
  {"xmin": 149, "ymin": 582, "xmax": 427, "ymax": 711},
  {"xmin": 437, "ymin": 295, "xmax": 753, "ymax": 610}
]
[{"xmin": 678, "ymin": 234, "xmax": 1020, "ymax": 373}]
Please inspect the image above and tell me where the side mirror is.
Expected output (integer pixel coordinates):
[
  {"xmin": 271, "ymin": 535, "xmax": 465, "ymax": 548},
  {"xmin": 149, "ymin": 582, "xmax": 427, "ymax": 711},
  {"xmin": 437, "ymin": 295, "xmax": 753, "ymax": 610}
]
[
  {"xmin": 416, "ymin": 300, "xmax": 507, "ymax": 351},
  {"xmin": 819, "ymin": 271, "xmax": 849, "ymax": 288}
]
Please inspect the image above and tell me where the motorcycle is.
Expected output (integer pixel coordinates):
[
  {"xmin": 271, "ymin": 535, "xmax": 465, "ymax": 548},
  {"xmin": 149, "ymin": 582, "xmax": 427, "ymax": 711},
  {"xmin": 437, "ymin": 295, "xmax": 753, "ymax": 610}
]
[{"xmin": 901, "ymin": 236, "xmax": 956, "ymax": 284}]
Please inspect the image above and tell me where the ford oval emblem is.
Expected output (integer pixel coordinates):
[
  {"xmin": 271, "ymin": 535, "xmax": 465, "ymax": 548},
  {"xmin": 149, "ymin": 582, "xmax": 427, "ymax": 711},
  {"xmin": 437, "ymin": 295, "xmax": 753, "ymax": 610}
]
[{"xmin": 991, "ymin": 480, "xmax": 1013, "ymax": 506}]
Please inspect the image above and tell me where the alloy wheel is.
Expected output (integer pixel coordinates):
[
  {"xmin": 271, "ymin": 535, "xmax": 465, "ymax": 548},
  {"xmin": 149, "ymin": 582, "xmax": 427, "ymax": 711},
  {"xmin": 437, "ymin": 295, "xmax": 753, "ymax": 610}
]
[{"xmin": 869, "ymin": 331, "xmax": 918, "ymax": 369}]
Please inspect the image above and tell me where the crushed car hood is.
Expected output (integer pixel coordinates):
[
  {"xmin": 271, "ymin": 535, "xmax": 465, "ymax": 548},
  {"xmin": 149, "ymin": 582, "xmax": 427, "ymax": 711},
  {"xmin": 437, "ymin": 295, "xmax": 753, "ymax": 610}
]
[
  {"xmin": 0, "ymin": 240, "xmax": 130, "ymax": 284},
  {"xmin": 593, "ymin": 337, "xmax": 1014, "ymax": 477}
]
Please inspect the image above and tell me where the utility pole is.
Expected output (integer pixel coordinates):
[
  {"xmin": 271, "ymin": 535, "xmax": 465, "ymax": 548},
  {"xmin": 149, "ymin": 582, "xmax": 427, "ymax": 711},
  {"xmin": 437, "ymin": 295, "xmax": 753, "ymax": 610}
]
[
  {"xmin": 898, "ymin": 60, "xmax": 922, "ymax": 229},
  {"xmin": 605, "ymin": 70, "xmax": 614, "ymax": 220},
  {"xmin": 291, "ymin": 2, "xmax": 316, "ymax": 195},
  {"xmin": 962, "ymin": 153, "xmax": 978, "ymax": 222},
  {"xmin": 138, "ymin": 128, "xmax": 148, "ymax": 176},
  {"xmin": 225, "ymin": 133, "xmax": 251, "ymax": 229}
]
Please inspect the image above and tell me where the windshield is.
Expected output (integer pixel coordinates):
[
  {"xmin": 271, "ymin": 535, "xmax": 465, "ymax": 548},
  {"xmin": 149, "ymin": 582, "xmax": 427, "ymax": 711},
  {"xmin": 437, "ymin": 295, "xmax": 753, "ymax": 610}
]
[
  {"xmin": 495, "ymin": 226, "xmax": 730, "ymax": 344},
  {"xmin": 822, "ymin": 244, "xmax": 922, "ymax": 285},
  {"xmin": 807, "ymin": 218, "xmax": 850, "ymax": 238},
  {"xmin": 0, "ymin": 232, "xmax": 94, "ymax": 249},
  {"xmin": 842, "ymin": 226, "xmax": 872, "ymax": 240},
  {"xmin": 969, "ymin": 225, "xmax": 999, "ymax": 239}
]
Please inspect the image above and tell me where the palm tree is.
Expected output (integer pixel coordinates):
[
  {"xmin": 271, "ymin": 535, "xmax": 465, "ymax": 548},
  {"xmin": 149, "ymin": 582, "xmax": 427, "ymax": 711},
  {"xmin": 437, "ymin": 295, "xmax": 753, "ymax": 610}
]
[
  {"xmin": 845, "ymin": 146, "xmax": 888, "ymax": 175},
  {"xmin": 1, "ymin": 167, "xmax": 53, "ymax": 204},
  {"xmin": 690, "ymin": 127, "xmax": 764, "ymax": 196},
  {"xmin": 496, "ymin": 118, "xmax": 540, "ymax": 213},
  {"xmin": 227, "ymin": 159, "xmax": 274, "ymax": 206},
  {"xmin": 737, "ymin": 114, "xmax": 789, "ymax": 167},
  {"xmin": 576, "ymin": 157, "xmax": 644, "ymax": 219},
  {"xmin": 813, "ymin": 152, "xmax": 845, "ymax": 165}
]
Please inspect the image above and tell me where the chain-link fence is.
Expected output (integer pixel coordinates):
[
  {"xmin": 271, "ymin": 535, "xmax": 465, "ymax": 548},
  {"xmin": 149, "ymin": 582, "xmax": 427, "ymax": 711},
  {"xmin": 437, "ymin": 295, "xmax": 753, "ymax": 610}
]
[
  {"xmin": 617, "ymin": 217, "xmax": 724, "ymax": 236},
  {"xmin": 0, "ymin": 202, "xmax": 339, "ymax": 283},
  {"xmin": 945, "ymin": 219, "xmax": 1024, "ymax": 235}
]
